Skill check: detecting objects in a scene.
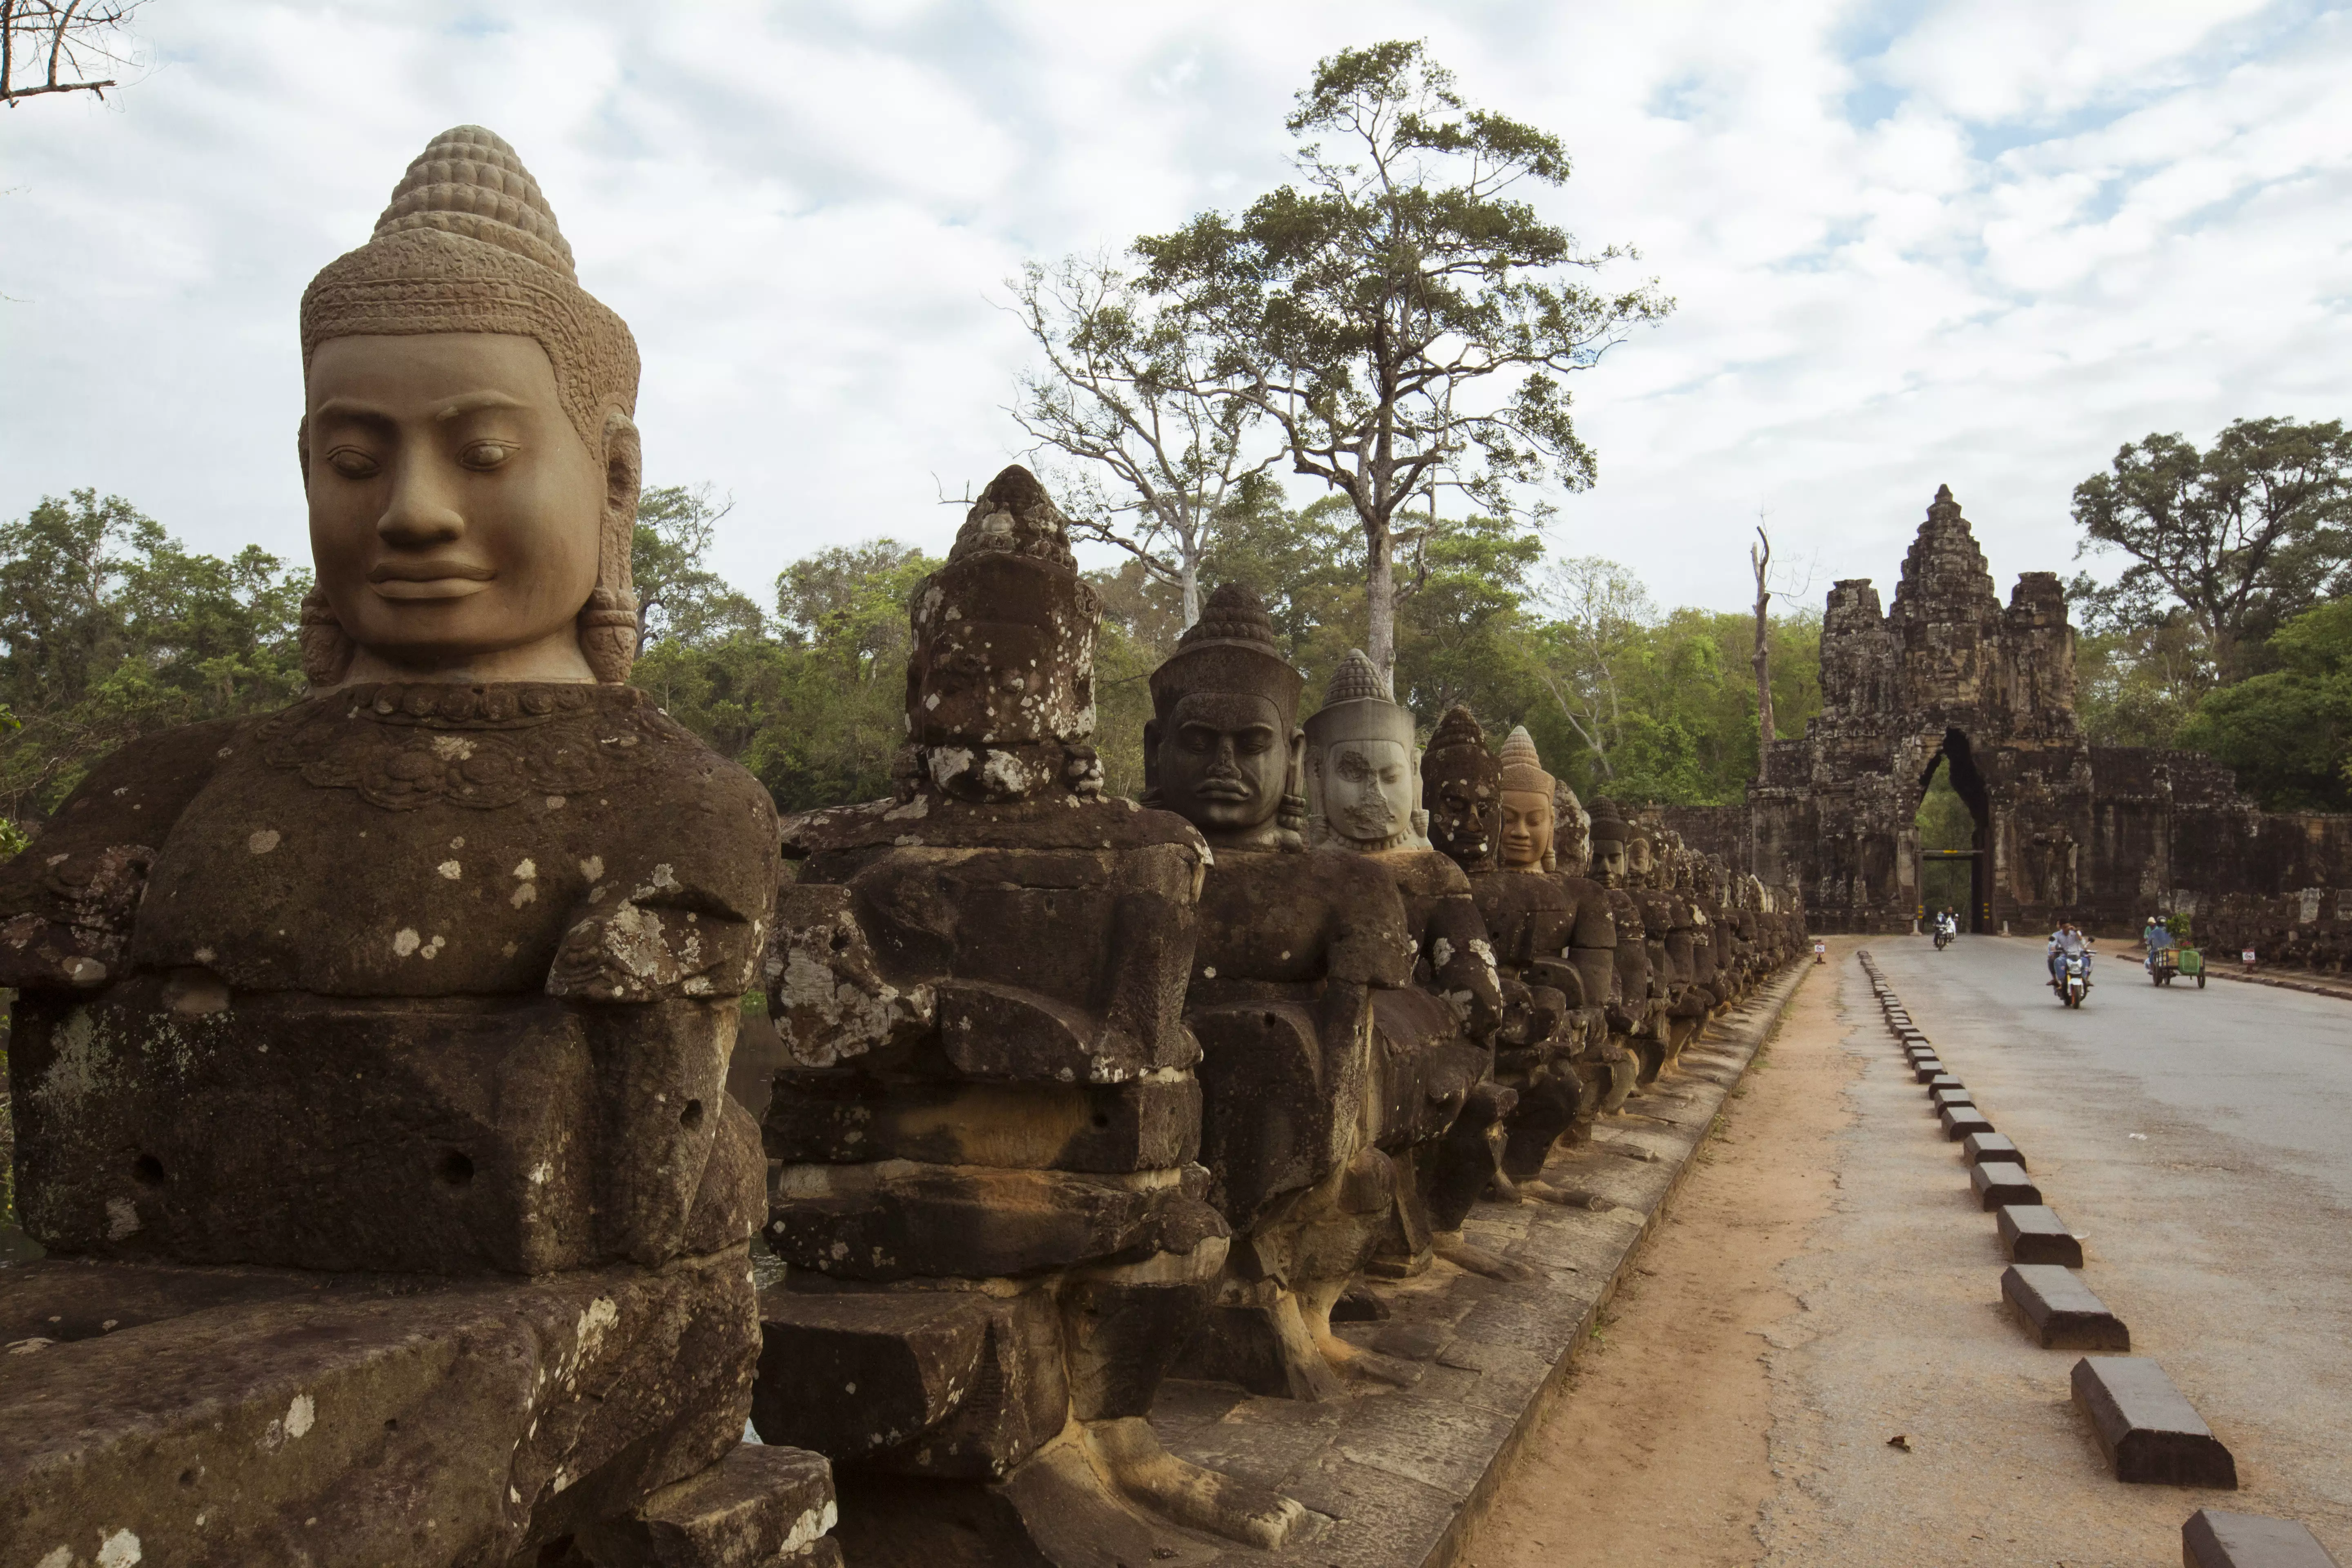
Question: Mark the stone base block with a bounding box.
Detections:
[1931,1087,1976,1112]
[580,1443,839,1568]
[1943,1109,1996,1141]
[1963,1132,2025,1167]
[0,1248,777,1566]
[1998,1205,2085,1266]
[2072,1357,2237,1487]
[1971,1161,2040,1209]
[2183,1508,2341,1568]
[2002,1264,2129,1350]
[1912,1059,1949,1083]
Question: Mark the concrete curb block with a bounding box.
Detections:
[1151,961,1820,1568]
[2072,1356,2238,1488]
[2003,1263,2130,1350]
[1998,1205,2084,1267]
[2184,1508,2343,1567]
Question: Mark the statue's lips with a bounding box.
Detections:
[1193,780,1254,801]
[369,562,496,601]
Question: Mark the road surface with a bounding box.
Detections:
[1463,934,2351,1566]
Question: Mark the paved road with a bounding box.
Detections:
[1846,933,2352,1545]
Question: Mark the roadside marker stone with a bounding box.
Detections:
[2002,1263,2130,1350]
[2071,1357,2238,1488]
[1998,1205,2084,1266]
[1926,1073,1963,1095]
[1914,1060,1950,1083]
[1931,1087,1976,1112]
[1962,1131,2025,1167]
[2183,1509,2341,1568]
[1943,1108,1996,1140]
[1971,1160,2040,1208]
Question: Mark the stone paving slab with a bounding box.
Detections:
[1150,962,1814,1568]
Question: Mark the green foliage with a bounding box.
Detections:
[1136,39,1670,675]
[633,485,766,650]
[2074,612,2215,748]
[630,532,939,813]
[2176,597,2352,811]
[1915,767,1977,915]
[0,490,309,831]
[2071,418,2352,680]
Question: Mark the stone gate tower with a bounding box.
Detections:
[1746,486,2347,933]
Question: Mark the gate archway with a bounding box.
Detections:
[1915,727,1991,931]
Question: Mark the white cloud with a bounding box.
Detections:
[3,0,2350,624]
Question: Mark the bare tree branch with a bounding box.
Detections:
[3,0,151,107]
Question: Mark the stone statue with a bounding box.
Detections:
[1143,587,1423,1399]
[1550,777,1632,1139]
[1427,712,1623,1209]
[1585,796,1659,1112]
[754,476,1308,1562]
[1305,657,1524,1283]
[0,126,835,1564]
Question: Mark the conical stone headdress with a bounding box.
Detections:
[1304,650,1414,751]
[298,126,641,684]
[1587,795,1630,846]
[1149,583,1304,726]
[1497,724,1554,797]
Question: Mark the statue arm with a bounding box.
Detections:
[1426,892,1505,1039]
[0,717,238,991]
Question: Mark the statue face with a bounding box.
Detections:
[306,332,603,682]
[909,617,1079,748]
[1424,762,1497,866]
[1498,788,1554,871]
[1592,836,1629,886]
[1320,737,1412,846]
[1153,692,1290,836]
[1627,835,1655,886]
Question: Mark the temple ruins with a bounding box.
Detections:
[1675,486,2352,937]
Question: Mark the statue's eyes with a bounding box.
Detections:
[459,440,517,472]
[325,445,380,480]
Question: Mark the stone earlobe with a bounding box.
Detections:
[298,586,355,688]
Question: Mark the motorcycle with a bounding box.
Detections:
[1933,927,1954,950]
[2053,950,2091,1008]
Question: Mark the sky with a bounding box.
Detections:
[4,0,2350,621]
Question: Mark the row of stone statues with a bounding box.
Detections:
[748,472,1809,1563]
[0,126,1802,1568]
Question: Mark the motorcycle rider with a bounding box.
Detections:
[1934,907,1959,944]
[2048,921,2091,987]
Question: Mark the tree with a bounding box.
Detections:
[2071,418,2352,682]
[1137,39,1671,690]
[0,490,308,830]
[2176,597,2352,812]
[1520,555,1655,782]
[1008,254,1276,628]
[1749,524,1776,745]
[3,0,149,106]
[631,484,765,651]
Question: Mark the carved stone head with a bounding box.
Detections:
[297,126,643,689]
[1145,583,1305,849]
[1419,706,1499,871]
[1588,795,1632,887]
[904,466,1101,803]
[1495,725,1555,874]
[1304,650,1419,852]
[1553,781,1593,879]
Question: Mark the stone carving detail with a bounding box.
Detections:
[1750,486,2352,933]
[754,482,1311,1562]
[0,126,834,1564]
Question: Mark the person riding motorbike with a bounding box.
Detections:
[2048,922,2091,986]
[2143,915,2174,975]
[1933,907,1958,947]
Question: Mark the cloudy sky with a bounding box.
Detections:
[4,0,2350,619]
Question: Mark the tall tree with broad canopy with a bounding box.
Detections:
[1007,254,1275,628]
[1136,39,1670,692]
[2071,417,2352,682]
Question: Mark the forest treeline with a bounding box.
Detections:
[0,480,1826,850]
[6,412,2351,853]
